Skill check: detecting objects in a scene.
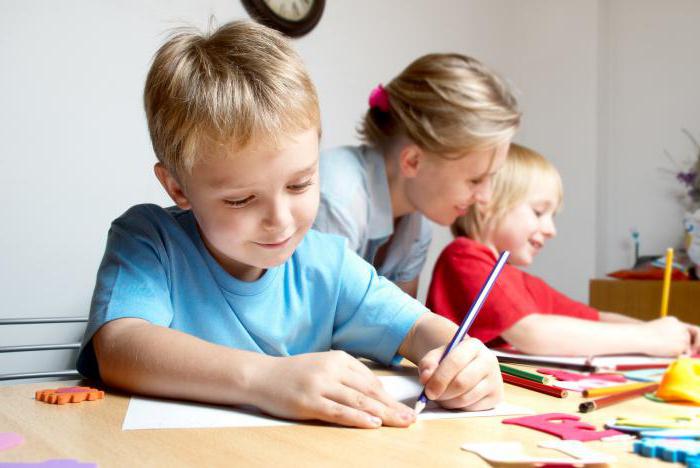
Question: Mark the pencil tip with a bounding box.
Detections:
[414,400,425,415]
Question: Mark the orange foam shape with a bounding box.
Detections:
[35,386,105,405]
[656,358,700,405]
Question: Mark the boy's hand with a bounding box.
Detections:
[250,351,416,429]
[417,337,503,411]
[643,316,693,356]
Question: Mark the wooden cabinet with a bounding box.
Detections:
[589,279,699,323]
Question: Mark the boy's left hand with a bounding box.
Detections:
[417,337,503,411]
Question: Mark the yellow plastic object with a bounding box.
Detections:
[656,358,700,405]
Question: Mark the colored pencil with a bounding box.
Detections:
[613,363,670,371]
[578,383,659,413]
[501,372,568,398]
[499,364,554,385]
[495,355,598,373]
[583,381,656,398]
[413,251,510,415]
[659,247,674,318]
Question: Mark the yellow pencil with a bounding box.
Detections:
[582,381,656,398]
[659,247,674,318]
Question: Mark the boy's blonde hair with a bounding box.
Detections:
[452,143,563,239]
[144,20,320,176]
[359,53,520,158]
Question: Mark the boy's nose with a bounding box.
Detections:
[262,199,293,231]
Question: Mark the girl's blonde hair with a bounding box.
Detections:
[359,53,520,158]
[144,20,320,177]
[452,143,563,239]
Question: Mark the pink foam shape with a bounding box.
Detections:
[0,432,24,452]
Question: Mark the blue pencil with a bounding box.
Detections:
[414,250,510,414]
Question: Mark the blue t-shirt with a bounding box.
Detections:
[313,145,433,283]
[77,204,426,378]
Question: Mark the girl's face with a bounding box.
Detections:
[404,141,510,226]
[485,176,560,266]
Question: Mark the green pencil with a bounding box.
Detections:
[499,364,553,385]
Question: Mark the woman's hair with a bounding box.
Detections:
[144,20,320,177]
[452,143,563,239]
[359,53,520,158]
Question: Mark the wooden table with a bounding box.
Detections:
[589,278,700,323]
[0,365,693,467]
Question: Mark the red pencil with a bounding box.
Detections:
[578,383,659,413]
[613,363,670,371]
[501,372,568,398]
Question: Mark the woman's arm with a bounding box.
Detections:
[395,278,419,298]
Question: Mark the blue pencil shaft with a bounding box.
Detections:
[415,250,510,409]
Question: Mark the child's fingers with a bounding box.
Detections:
[314,397,384,429]
[329,351,413,418]
[340,370,415,426]
[436,351,493,401]
[417,346,443,384]
[326,381,414,427]
[343,359,411,412]
[688,327,700,354]
[687,325,700,348]
[424,338,482,399]
[439,370,503,410]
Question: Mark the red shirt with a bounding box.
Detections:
[426,237,599,347]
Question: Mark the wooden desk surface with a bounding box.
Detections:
[0,367,694,468]
[589,278,700,323]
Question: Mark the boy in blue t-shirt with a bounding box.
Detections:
[77,20,502,429]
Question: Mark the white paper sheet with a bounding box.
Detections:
[493,349,675,370]
[122,375,532,430]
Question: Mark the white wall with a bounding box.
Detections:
[1,1,697,376]
[596,0,700,276]
[409,2,600,302]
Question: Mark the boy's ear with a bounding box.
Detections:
[154,163,192,210]
[398,144,423,178]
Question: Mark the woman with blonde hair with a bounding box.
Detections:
[314,53,520,296]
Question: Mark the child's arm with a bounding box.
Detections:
[501,314,696,356]
[598,311,643,323]
[598,310,699,345]
[398,312,503,411]
[94,318,416,429]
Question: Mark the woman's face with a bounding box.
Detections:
[404,141,510,226]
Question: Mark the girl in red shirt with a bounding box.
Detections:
[427,143,699,356]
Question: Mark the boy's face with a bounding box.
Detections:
[486,177,559,266]
[404,141,510,226]
[157,128,320,281]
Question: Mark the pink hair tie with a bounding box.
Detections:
[368,84,390,112]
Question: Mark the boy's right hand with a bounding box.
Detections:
[643,316,693,356]
[249,351,416,429]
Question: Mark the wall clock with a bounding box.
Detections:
[242,0,325,37]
